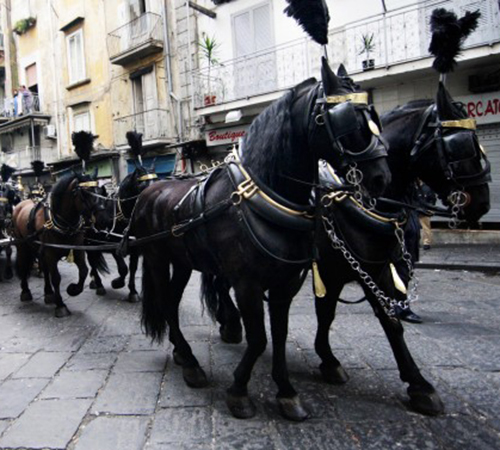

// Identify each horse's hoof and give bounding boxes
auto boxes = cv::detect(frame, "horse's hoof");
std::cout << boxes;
[89,280,97,289]
[67,283,82,297]
[220,325,243,344]
[182,366,209,388]
[173,350,185,366]
[44,294,56,305]
[21,290,33,302]
[408,388,445,416]
[319,363,349,385]
[127,292,141,303]
[111,278,125,289]
[96,287,107,296]
[277,396,310,422]
[226,393,256,419]
[4,268,13,280]
[55,306,71,318]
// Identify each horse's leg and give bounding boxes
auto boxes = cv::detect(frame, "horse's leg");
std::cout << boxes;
[167,265,206,387]
[41,259,56,304]
[46,253,70,317]
[4,244,13,279]
[226,282,267,419]
[365,279,444,416]
[215,277,242,344]
[268,288,309,421]
[16,244,34,302]
[87,252,106,296]
[111,253,128,289]
[126,249,140,303]
[66,250,88,297]
[314,276,349,385]
[0,248,4,282]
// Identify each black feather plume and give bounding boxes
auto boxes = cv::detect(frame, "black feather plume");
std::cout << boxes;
[31,160,45,178]
[284,0,330,45]
[1,164,16,182]
[72,131,94,162]
[126,131,144,159]
[429,8,480,74]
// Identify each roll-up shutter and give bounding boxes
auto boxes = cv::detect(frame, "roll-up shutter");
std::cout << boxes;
[477,124,500,223]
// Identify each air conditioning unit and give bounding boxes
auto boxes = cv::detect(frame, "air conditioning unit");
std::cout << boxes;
[44,125,57,139]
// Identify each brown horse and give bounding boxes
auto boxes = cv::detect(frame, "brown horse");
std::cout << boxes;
[12,170,104,317]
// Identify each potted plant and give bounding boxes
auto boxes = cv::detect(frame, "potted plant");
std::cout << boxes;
[13,17,37,35]
[198,33,221,106]
[359,33,375,71]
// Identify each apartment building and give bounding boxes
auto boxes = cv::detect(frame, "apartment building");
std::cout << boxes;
[0,0,182,184]
[186,0,500,222]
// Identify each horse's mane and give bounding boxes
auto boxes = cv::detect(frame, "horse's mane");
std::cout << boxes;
[50,172,89,212]
[381,100,434,126]
[242,78,317,191]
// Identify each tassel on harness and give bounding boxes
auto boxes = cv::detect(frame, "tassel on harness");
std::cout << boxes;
[312,260,327,298]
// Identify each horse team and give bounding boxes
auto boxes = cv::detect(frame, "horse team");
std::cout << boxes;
[0,7,491,422]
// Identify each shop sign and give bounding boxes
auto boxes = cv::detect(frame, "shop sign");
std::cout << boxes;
[205,126,248,147]
[457,92,500,125]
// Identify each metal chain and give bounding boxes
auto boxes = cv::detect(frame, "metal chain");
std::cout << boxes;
[394,226,419,303]
[346,164,364,203]
[322,216,402,319]
[448,190,467,229]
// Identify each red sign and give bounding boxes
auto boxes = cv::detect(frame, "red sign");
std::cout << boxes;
[205,126,248,147]
[457,93,500,125]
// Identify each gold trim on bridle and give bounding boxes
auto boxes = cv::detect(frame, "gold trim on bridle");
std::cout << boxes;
[326,92,369,105]
[137,173,158,182]
[79,181,99,188]
[441,118,476,130]
[0,197,8,203]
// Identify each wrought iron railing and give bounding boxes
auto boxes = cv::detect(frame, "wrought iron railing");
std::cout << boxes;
[113,108,173,146]
[1,93,41,118]
[192,0,500,108]
[107,12,163,60]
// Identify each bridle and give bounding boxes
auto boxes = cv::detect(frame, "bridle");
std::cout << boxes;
[409,105,491,226]
[312,90,388,192]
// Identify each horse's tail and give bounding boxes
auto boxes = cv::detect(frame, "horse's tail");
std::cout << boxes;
[200,273,219,320]
[87,251,110,275]
[141,255,169,343]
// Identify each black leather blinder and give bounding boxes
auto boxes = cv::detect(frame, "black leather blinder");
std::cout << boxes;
[326,102,360,139]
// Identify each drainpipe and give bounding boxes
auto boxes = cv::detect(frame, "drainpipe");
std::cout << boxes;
[162,0,183,141]
[48,0,63,160]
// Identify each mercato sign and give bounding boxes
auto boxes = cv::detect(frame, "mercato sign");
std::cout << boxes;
[458,92,500,125]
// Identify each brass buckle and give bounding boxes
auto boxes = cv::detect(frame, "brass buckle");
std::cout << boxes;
[321,191,348,207]
[171,224,185,237]
[231,178,258,205]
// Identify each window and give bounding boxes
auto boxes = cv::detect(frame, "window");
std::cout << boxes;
[67,29,86,84]
[73,109,91,133]
[233,2,274,58]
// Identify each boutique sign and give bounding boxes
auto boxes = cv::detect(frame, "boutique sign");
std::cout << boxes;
[457,92,500,125]
[205,126,248,147]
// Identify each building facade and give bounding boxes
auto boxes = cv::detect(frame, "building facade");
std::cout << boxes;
[0,0,183,185]
[186,0,500,222]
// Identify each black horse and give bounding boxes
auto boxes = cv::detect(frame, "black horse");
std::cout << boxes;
[204,81,491,416]
[12,170,105,317]
[88,163,158,302]
[312,81,490,416]
[131,59,391,421]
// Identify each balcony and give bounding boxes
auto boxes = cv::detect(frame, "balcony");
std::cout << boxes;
[113,109,174,147]
[5,146,56,171]
[107,12,164,66]
[0,94,51,134]
[192,0,500,110]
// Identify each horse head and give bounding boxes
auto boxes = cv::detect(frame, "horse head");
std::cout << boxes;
[70,169,107,224]
[310,58,391,198]
[406,83,490,226]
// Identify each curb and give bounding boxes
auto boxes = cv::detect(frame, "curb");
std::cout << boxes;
[416,261,500,273]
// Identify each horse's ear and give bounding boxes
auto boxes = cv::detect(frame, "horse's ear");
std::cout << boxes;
[337,64,348,78]
[436,82,459,120]
[92,167,98,179]
[321,57,340,95]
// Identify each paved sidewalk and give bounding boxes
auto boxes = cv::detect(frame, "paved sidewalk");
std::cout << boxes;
[0,255,499,449]
[418,244,500,272]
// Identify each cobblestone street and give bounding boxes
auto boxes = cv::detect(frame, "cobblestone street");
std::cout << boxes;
[0,256,500,449]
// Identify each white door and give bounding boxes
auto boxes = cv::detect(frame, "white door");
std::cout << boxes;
[142,70,158,140]
[477,124,500,223]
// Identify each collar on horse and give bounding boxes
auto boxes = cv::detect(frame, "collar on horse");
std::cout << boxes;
[43,203,85,235]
